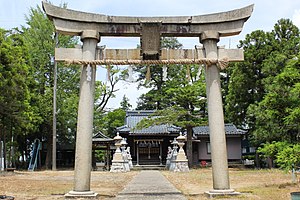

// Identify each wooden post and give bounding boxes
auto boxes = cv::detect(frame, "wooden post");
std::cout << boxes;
[52,32,58,171]
[136,142,140,166]
[159,141,163,166]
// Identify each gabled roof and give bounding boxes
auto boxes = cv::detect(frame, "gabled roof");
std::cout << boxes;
[92,131,114,143]
[193,124,246,136]
[117,110,181,135]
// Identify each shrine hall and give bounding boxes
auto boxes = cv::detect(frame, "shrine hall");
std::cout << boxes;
[116,110,245,166]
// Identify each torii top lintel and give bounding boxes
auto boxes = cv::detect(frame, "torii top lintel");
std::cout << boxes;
[42,1,253,38]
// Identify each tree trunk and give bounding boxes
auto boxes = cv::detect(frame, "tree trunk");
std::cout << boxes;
[10,123,15,168]
[3,129,6,169]
[255,151,260,169]
[45,133,52,169]
[0,126,3,170]
[186,126,193,167]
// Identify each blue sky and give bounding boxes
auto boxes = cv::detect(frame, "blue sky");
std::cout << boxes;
[1,0,300,109]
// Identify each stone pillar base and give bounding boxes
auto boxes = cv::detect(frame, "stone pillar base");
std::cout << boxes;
[205,189,240,198]
[65,190,99,199]
[174,160,189,172]
[110,161,128,172]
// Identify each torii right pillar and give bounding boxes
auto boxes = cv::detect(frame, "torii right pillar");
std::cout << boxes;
[200,31,239,197]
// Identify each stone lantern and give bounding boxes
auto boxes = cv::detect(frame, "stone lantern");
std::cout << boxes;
[110,132,127,172]
[120,138,127,152]
[169,138,178,171]
[120,138,130,171]
[174,132,189,172]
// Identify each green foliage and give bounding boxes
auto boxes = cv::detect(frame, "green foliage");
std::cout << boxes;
[276,144,300,171]
[134,38,207,167]
[135,106,206,130]
[135,38,207,127]
[225,19,300,144]
[94,150,106,162]
[161,37,183,49]
[0,27,44,167]
[94,108,126,138]
[249,56,300,144]
[136,37,186,110]
[22,4,80,139]
[225,30,272,127]
[120,95,132,111]
[258,141,300,171]
[257,141,289,160]
[0,28,41,132]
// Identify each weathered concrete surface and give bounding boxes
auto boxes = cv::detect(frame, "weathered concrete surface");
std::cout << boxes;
[201,31,230,190]
[55,47,244,62]
[114,170,187,200]
[65,31,99,198]
[42,1,253,37]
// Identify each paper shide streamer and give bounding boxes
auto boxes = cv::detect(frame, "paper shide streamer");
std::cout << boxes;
[127,65,134,82]
[86,64,92,82]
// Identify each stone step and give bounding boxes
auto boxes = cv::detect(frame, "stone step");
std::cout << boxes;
[132,165,166,171]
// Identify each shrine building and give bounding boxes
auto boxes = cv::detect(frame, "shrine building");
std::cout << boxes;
[116,110,245,166]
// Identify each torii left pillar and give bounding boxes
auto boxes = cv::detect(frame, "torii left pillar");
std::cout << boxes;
[65,30,99,199]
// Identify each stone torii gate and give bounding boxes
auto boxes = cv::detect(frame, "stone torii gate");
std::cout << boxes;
[42,1,253,198]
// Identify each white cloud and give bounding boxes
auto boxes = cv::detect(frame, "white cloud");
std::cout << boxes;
[292,9,300,28]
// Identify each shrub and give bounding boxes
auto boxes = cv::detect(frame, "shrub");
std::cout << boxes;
[276,144,300,171]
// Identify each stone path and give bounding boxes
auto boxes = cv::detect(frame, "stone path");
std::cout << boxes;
[113,170,187,200]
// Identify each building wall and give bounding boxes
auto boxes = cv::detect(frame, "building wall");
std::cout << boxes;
[197,136,242,161]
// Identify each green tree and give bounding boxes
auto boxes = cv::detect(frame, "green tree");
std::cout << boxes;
[257,141,288,168]
[135,38,208,167]
[93,65,123,137]
[225,19,300,144]
[225,30,272,127]
[136,37,183,110]
[120,95,132,111]
[257,141,300,171]
[0,28,40,167]
[22,5,79,168]
[249,56,300,144]
[94,108,126,138]
[276,144,300,171]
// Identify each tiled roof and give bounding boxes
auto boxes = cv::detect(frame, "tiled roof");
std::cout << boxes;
[92,131,114,142]
[117,110,181,135]
[116,111,244,136]
[193,124,246,136]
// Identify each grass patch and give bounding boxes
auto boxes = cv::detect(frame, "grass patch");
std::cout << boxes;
[0,170,138,199]
[162,168,300,200]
